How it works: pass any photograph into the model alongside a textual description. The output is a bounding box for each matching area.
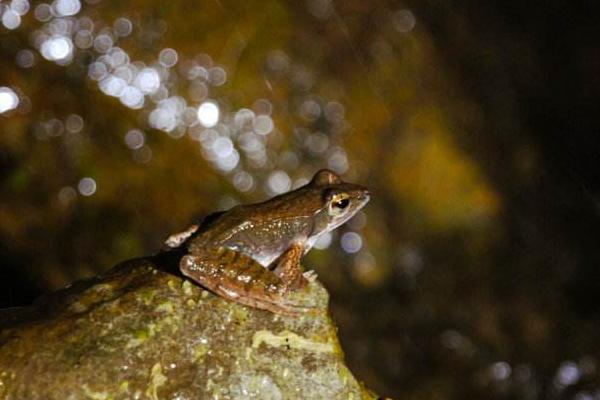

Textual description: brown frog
[167,169,370,315]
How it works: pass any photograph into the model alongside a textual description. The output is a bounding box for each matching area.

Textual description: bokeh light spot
[53,0,81,16]
[65,114,84,133]
[99,75,127,97]
[159,48,178,67]
[33,3,52,21]
[77,177,97,196]
[0,87,19,114]
[555,361,581,387]
[0,86,19,113]
[93,34,113,53]
[113,17,132,37]
[490,362,511,381]
[40,36,74,61]
[393,9,416,33]
[133,146,152,164]
[341,231,362,253]
[212,136,234,158]
[2,8,21,29]
[58,186,77,206]
[313,232,332,250]
[267,170,291,195]
[74,30,93,48]
[253,115,273,135]
[16,49,36,68]
[197,101,219,128]
[119,86,144,109]
[124,129,145,149]
[208,66,227,86]
[10,0,31,16]
[88,61,108,81]
[134,68,161,94]
[233,171,254,192]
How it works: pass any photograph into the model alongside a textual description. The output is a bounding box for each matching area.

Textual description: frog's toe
[164,224,199,248]
[302,269,318,282]
[218,285,310,316]
[252,298,311,316]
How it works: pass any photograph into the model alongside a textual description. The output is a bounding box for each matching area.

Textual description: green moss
[154,301,174,313]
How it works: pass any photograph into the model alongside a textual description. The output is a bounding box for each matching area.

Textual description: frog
[167,169,370,315]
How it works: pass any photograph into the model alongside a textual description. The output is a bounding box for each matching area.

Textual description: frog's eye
[328,193,350,216]
[333,198,349,209]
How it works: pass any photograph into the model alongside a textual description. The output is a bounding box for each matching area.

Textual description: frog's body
[169,169,370,315]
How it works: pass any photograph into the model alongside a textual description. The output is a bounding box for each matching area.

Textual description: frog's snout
[360,190,371,203]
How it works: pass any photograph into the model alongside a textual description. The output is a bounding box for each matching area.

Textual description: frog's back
[189,203,314,267]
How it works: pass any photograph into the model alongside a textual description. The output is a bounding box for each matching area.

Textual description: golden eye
[333,198,349,209]
[329,193,350,215]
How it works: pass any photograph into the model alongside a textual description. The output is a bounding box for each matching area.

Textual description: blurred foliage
[2,0,600,398]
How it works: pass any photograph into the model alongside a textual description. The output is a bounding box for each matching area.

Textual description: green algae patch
[154,300,174,313]
[82,384,111,400]
[0,253,384,399]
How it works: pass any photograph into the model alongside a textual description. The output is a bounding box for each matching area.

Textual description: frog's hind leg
[180,248,307,316]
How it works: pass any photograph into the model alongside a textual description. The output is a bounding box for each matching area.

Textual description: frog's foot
[180,249,309,316]
[164,224,199,249]
[302,269,318,283]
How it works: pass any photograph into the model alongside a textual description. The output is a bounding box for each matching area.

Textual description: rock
[0,250,380,399]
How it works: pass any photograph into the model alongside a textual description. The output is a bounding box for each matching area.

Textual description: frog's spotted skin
[177,169,370,315]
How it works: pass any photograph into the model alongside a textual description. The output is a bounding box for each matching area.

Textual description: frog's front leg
[180,248,307,316]
[272,243,308,291]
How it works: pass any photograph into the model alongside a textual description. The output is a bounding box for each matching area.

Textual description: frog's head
[310,169,370,237]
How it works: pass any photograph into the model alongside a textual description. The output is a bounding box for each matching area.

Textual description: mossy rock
[0,251,381,399]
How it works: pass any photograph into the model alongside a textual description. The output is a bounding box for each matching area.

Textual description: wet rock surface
[0,251,379,399]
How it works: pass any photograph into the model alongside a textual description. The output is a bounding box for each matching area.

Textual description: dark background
[1,0,600,398]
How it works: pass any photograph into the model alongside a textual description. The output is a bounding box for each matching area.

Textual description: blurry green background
[2,0,600,398]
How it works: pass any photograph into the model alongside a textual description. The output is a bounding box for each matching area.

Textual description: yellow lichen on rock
[145,363,167,400]
[252,330,334,353]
